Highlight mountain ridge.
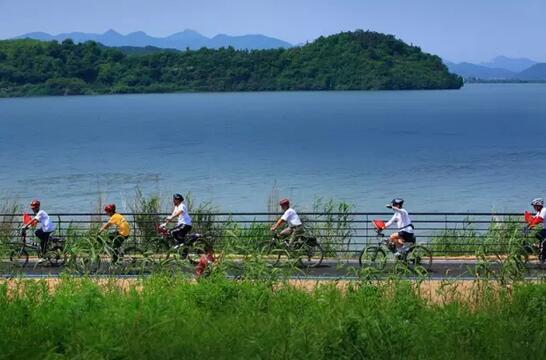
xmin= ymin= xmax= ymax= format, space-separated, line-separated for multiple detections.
xmin=445 ymin=57 xmax=546 ymax=81
xmin=13 ymin=29 xmax=292 ymax=50
xmin=0 ymin=30 xmax=463 ymax=97
xmin=479 ymin=56 xmax=537 ymax=73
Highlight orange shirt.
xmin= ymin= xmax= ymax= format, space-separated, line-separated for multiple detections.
xmin=107 ymin=213 xmax=130 ymax=237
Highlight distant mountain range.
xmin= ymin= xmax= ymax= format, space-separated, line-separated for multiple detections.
xmin=10 ymin=31 xmax=546 ymax=81
xmin=445 ymin=56 xmax=546 ymax=81
xmin=13 ymin=29 xmax=292 ymax=50
xmin=479 ymin=56 xmax=536 ymax=73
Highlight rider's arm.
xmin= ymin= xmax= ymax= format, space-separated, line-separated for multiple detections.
xmin=271 ymin=218 xmax=285 ymax=231
xmin=99 ymin=217 xmax=113 ymax=233
xmin=24 ymin=212 xmax=42 ymax=229
xmin=384 ymin=214 xmax=397 ymax=229
xmin=99 ymin=222 xmax=110 ymax=233
xmin=165 ymin=207 xmax=182 ymax=224
xmin=23 ymin=219 xmax=38 ymax=229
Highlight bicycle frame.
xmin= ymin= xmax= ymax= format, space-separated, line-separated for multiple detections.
xmin=359 ymin=222 xmax=432 ymax=271
xmin=17 ymin=228 xmax=41 ymax=254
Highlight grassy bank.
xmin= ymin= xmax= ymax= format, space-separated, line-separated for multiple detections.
xmin=1 ymin=276 xmax=545 ymax=359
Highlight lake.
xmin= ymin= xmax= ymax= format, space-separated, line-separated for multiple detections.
xmin=1 ymin=84 xmax=545 ymax=213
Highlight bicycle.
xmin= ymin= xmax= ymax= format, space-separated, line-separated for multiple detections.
xmin=63 ymin=232 xmax=145 ymax=274
xmin=359 ymin=220 xmax=432 ymax=271
xmin=263 ymin=231 xmax=324 ymax=268
xmin=124 ymin=224 xmax=212 ymax=266
xmin=517 ymin=226 xmax=545 ymax=266
xmin=9 ymin=227 xmax=65 ymax=268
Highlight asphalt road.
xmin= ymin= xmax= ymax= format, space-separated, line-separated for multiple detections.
xmin=2 ymin=258 xmax=545 ymax=280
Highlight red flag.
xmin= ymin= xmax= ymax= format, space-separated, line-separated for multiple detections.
xmin=372 ymin=219 xmax=386 ymax=230
xmin=22 ymin=213 xmax=34 ymax=226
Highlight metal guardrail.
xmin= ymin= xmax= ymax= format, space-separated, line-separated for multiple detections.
xmin=0 ymin=212 xmax=529 ymax=256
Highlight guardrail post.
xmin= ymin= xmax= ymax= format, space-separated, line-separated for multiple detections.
xmin=57 ymin=215 xmax=62 ymax=237
xmin=365 ymin=214 xmax=369 ymax=247
xmin=132 ymin=214 xmax=137 ymax=245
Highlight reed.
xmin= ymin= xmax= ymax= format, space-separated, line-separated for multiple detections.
xmin=1 ymin=275 xmax=544 ymax=359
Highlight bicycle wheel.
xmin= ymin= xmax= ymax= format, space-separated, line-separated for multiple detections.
xmin=119 ymin=246 xmax=146 ymax=271
xmin=75 ymin=253 xmax=101 ymax=273
xmin=263 ymin=239 xmax=290 ymax=267
xmin=359 ymin=246 xmax=387 ymax=271
xmin=297 ymin=241 xmax=324 ymax=268
xmin=406 ymin=245 xmax=432 ymax=271
xmin=144 ymin=238 xmax=172 ymax=263
xmin=10 ymin=248 xmax=29 ymax=268
xmin=45 ymin=246 xmax=66 ymax=267
xmin=186 ymin=238 xmax=210 ymax=265
xmin=256 ymin=239 xmax=285 ymax=266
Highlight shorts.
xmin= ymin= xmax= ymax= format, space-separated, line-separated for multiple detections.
xmin=398 ymin=231 xmax=415 ymax=243
xmin=170 ymin=224 xmax=192 ymax=243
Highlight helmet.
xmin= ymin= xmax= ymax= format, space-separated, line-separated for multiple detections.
xmin=173 ymin=193 xmax=184 ymax=202
xmin=279 ymin=198 xmax=290 ymax=207
xmin=391 ymin=198 xmax=404 ymax=206
xmin=104 ymin=204 xmax=116 ymax=213
xmin=30 ymin=200 xmax=40 ymax=209
xmin=531 ymin=198 xmax=544 ymax=207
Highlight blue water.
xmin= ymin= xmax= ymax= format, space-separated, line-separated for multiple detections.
xmin=1 ymin=84 xmax=545 ymax=213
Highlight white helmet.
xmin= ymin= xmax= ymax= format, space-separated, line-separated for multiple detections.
xmin=531 ymin=198 xmax=544 ymax=207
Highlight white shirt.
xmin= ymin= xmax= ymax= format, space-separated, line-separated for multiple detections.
xmin=281 ymin=208 xmax=302 ymax=227
xmin=34 ymin=210 xmax=55 ymax=232
xmin=172 ymin=203 xmax=192 ymax=226
xmin=385 ymin=207 xmax=413 ymax=233
xmin=536 ymin=208 xmax=546 ymax=226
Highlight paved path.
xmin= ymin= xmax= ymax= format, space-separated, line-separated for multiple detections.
xmin=2 ymin=258 xmax=545 ymax=279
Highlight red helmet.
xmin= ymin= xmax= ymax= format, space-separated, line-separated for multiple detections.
xmin=30 ymin=200 xmax=40 ymax=209
xmin=279 ymin=198 xmax=290 ymax=207
xmin=104 ymin=204 xmax=116 ymax=213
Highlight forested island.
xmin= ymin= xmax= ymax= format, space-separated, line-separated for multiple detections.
xmin=0 ymin=30 xmax=463 ymax=97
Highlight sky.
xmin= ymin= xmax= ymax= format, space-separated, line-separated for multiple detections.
xmin=0 ymin=0 xmax=545 ymax=63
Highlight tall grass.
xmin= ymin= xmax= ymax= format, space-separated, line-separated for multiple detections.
xmin=0 ymin=198 xmax=20 ymax=257
xmin=188 ymin=200 xmax=221 ymax=239
xmin=307 ymin=198 xmax=354 ymax=256
xmin=1 ymin=276 xmax=545 ymax=359
xmin=128 ymin=188 xmax=162 ymax=244
xmin=430 ymin=216 xmax=530 ymax=256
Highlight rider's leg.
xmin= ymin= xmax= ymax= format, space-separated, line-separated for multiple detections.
xmin=35 ymin=229 xmax=51 ymax=257
xmin=399 ymin=231 xmax=416 ymax=254
xmin=291 ymin=225 xmax=305 ymax=246
xmin=110 ymin=232 xmax=126 ymax=264
xmin=279 ymin=227 xmax=293 ymax=245
xmin=170 ymin=224 xmax=192 ymax=244
xmin=535 ymin=230 xmax=546 ymax=262
xmin=389 ymin=233 xmax=404 ymax=249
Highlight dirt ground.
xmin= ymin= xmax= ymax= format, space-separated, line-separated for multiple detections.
xmin=1 ymin=277 xmax=520 ymax=305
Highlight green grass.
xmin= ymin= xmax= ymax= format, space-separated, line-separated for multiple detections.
xmin=0 ymin=199 xmax=20 ymax=258
xmin=1 ymin=276 xmax=545 ymax=359
xmin=430 ymin=217 xmax=532 ymax=256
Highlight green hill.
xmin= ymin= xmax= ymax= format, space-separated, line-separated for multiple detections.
xmin=0 ymin=30 xmax=462 ymax=97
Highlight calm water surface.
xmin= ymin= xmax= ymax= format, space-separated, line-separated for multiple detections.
xmin=1 ymin=84 xmax=545 ymax=212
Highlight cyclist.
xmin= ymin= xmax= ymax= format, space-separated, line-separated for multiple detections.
xmin=163 ymin=193 xmax=192 ymax=245
xmin=384 ymin=198 xmax=415 ymax=257
xmin=99 ymin=204 xmax=130 ymax=264
xmin=22 ymin=199 xmax=55 ymax=262
xmin=524 ymin=197 xmax=546 ymax=263
xmin=270 ymin=198 xmax=304 ymax=245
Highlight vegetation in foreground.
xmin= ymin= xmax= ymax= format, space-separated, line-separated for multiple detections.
xmin=0 ymin=30 xmax=463 ymax=97
xmin=1 ymin=274 xmax=545 ymax=360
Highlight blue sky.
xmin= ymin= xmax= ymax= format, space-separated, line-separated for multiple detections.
xmin=0 ymin=0 xmax=544 ymax=62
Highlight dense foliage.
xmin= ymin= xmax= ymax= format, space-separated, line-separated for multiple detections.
xmin=1 ymin=277 xmax=544 ymax=359
xmin=0 ymin=30 xmax=462 ymax=97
